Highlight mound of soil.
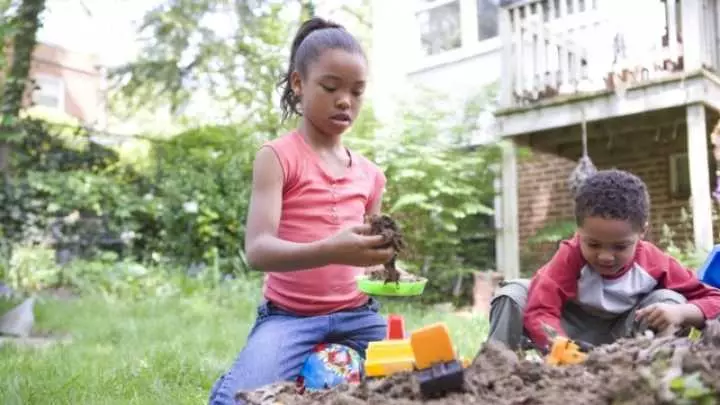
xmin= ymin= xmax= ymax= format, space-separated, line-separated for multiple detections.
xmin=238 ymin=321 xmax=720 ymax=405
xmin=364 ymin=214 xmax=415 ymax=284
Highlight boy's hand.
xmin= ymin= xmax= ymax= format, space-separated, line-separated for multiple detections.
xmin=635 ymin=303 xmax=687 ymax=333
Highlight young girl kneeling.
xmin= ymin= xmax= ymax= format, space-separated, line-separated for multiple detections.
xmin=208 ymin=17 xmax=396 ymax=405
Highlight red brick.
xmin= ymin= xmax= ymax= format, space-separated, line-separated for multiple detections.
xmin=514 ymin=113 xmax=720 ymax=271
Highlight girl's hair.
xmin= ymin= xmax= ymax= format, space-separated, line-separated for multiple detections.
xmin=278 ymin=17 xmax=366 ymax=122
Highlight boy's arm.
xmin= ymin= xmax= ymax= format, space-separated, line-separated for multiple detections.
xmin=660 ymin=255 xmax=720 ymax=326
xmin=523 ymin=239 xmax=583 ymax=349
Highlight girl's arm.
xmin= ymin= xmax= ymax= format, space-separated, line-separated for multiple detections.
xmin=244 ymin=147 xmax=336 ymax=272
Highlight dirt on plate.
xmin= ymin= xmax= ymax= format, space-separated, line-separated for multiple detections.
xmin=238 ymin=321 xmax=720 ymax=405
xmin=364 ymin=214 xmax=423 ymax=284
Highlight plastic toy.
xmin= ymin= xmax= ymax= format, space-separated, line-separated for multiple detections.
xmin=411 ymin=323 xmax=465 ymax=398
xmin=697 ymin=244 xmax=720 ymax=289
xmin=387 ymin=314 xmax=406 ymax=339
xmin=539 ymin=323 xmax=591 ymax=366
xmin=296 ymin=343 xmax=362 ymax=393
xmin=355 ymin=275 xmax=427 ymax=296
xmin=364 ymin=339 xmax=416 ymax=377
xmin=545 ymin=336 xmax=588 ymax=366
xmin=364 ymin=317 xmax=468 ymax=398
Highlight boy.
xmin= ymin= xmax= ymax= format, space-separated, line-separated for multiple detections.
xmin=487 ymin=169 xmax=720 ymax=351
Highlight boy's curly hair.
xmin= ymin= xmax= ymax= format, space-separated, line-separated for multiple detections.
xmin=574 ymin=169 xmax=649 ymax=231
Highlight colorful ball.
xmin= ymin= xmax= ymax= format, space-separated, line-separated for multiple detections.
xmin=296 ymin=343 xmax=363 ymax=392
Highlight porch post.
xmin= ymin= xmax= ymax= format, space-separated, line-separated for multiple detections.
xmin=500 ymin=140 xmax=520 ymax=279
xmin=686 ymin=104 xmax=714 ymax=254
xmin=493 ymin=175 xmax=504 ymax=276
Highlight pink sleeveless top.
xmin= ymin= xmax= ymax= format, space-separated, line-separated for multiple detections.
xmin=261 ymin=130 xmax=387 ymax=315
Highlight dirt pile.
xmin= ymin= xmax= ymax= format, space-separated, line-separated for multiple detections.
xmin=238 ymin=321 xmax=720 ymax=405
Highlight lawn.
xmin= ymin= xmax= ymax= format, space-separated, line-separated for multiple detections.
xmin=0 ymin=279 xmax=488 ymax=405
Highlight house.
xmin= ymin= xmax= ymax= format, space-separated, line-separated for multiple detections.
xmin=26 ymin=42 xmax=106 ymax=127
xmin=371 ymin=0 xmax=720 ymax=279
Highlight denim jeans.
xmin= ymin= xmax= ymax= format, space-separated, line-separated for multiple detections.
xmin=208 ymin=297 xmax=387 ymax=405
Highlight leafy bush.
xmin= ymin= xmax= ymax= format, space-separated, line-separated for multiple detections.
xmin=0 ymin=119 xmax=150 ymax=249
xmin=2 ymin=87 xmax=506 ymax=306
xmin=143 ymin=125 xmax=261 ymax=268
xmin=347 ymin=92 xmax=502 ymax=304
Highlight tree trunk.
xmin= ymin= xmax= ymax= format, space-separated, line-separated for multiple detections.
xmin=0 ymin=0 xmax=46 ymax=178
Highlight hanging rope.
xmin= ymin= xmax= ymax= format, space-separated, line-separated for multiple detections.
xmin=568 ymin=110 xmax=597 ymax=196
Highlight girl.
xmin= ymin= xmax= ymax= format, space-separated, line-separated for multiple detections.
xmin=208 ymin=17 xmax=397 ymax=405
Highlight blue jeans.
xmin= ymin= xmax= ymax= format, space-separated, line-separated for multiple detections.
xmin=208 ymin=297 xmax=387 ymax=405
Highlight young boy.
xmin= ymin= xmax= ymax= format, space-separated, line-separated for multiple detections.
xmin=487 ymin=169 xmax=720 ymax=351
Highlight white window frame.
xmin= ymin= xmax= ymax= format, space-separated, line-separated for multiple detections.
xmin=31 ymin=74 xmax=65 ymax=111
xmin=411 ymin=0 xmax=501 ymax=73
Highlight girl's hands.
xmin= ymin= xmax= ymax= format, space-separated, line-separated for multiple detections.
xmin=322 ymin=224 xmax=396 ymax=267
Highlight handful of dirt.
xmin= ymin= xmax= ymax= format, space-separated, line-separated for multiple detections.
xmin=363 ymin=214 xmax=420 ymax=284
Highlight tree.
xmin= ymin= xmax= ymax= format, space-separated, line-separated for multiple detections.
xmin=0 ymin=0 xmax=46 ymax=177
xmin=0 ymin=0 xmax=46 ymax=336
xmin=108 ymin=0 xmax=298 ymax=137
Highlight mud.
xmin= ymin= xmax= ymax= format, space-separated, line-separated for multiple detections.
xmin=364 ymin=214 xmax=412 ymax=284
xmin=239 ymin=321 xmax=720 ymax=405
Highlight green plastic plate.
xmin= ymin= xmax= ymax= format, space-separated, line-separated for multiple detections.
xmin=355 ymin=275 xmax=428 ymax=297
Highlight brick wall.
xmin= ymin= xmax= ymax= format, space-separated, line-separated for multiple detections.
xmin=514 ymin=107 xmax=719 ymax=272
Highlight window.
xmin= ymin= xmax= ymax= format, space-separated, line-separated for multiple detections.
xmin=416 ymin=0 xmax=462 ymax=56
xmin=669 ymin=153 xmax=690 ymax=198
xmin=32 ymin=75 xmax=65 ymax=110
xmin=415 ymin=0 xmax=499 ymax=59
xmin=476 ymin=0 xmax=499 ymax=42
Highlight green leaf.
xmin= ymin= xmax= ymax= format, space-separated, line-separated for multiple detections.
xmin=688 ymin=327 xmax=702 ymax=341
xmin=389 ymin=193 xmax=429 ymax=213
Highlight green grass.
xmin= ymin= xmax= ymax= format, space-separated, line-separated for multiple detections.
xmin=0 ymin=281 xmax=488 ymax=405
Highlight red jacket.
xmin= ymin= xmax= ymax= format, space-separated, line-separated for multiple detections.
xmin=524 ymin=234 xmax=720 ymax=348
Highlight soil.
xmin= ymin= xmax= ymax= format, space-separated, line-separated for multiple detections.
xmin=238 ymin=321 xmax=720 ymax=405
xmin=364 ymin=214 xmax=416 ymax=284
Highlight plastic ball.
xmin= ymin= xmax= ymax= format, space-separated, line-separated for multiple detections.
xmin=296 ymin=343 xmax=363 ymax=393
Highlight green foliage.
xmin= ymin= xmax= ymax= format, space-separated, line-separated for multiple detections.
xmin=658 ymin=207 xmax=707 ymax=269
xmin=347 ymin=90 xmax=502 ymax=303
xmin=527 ymin=219 xmax=576 ymax=246
xmin=670 ymin=372 xmax=715 ymax=405
xmin=145 ymin=125 xmax=261 ymax=266
xmin=109 ymin=0 xmax=293 ymax=135
xmin=0 ymin=119 xmax=149 ymax=249
xmin=521 ymin=219 xmax=576 ymax=276
xmin=0 ymin=0 xmax=46 ymax=124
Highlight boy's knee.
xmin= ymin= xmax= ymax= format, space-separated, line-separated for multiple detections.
xmin=492 ymin=278 xmax=531 ymax=310
xmin=640 ymin=289 xmax=688 ymax=307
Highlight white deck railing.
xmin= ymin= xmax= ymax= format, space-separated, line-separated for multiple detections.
xmin=499 ymin=0 xmax=720 ymax=107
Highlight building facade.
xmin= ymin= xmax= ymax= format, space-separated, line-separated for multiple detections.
xmin=25 ymin=42 xmax=105 ymax=126
xmin=371 ymin=0 xmax=720 ymax=278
